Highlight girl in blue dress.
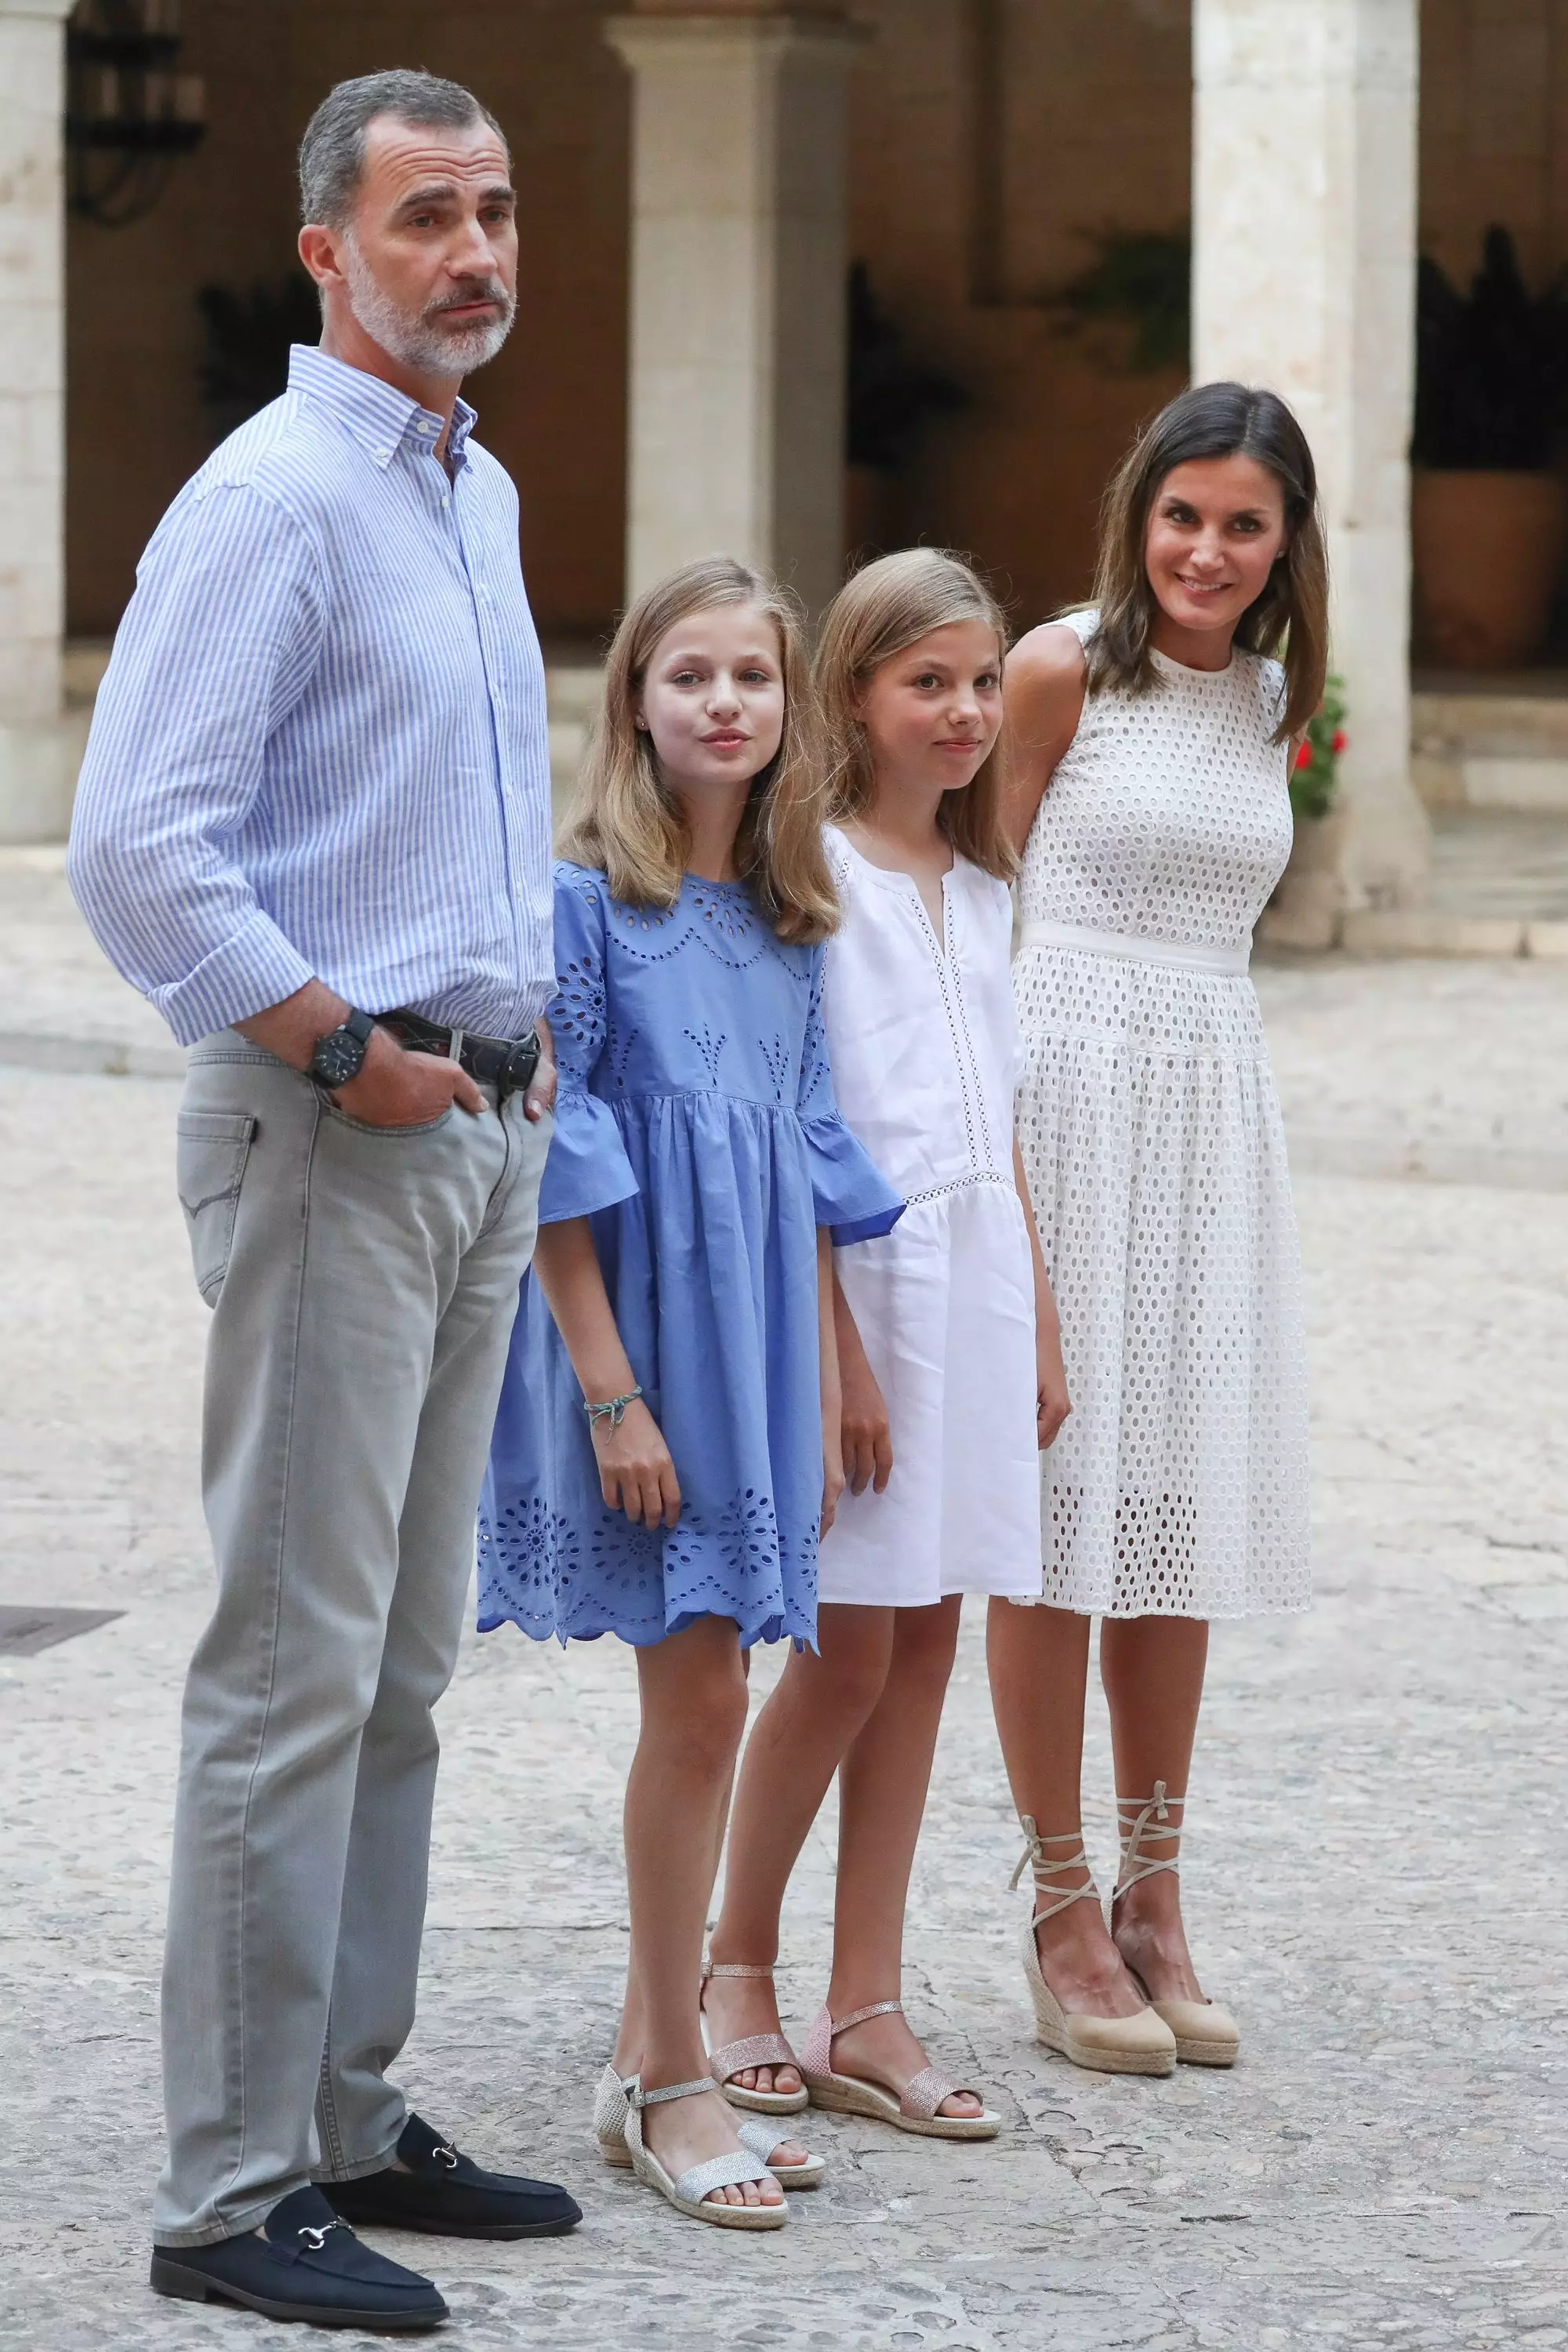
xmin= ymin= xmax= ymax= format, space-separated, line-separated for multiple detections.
xmin=480 ymin=557 xmax=901 ymax=2230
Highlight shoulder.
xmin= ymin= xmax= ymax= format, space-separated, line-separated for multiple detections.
xmin=191 ymin=392 xmax=335 ymax=520
xmin=821 ymin=822 xmax=856 ymax=896
xmin=1007 ymin=614 xmax=1092 ymax=689
xmin=1007 ymin=617 xmax=1090 ymax=713
xmin=146 ymin=396 xmax=336 ymax=568
xmin=554 ymin=858 xmax=608 ymax=904
xmin=1004 ymin=618 xmax=1089 ymax=782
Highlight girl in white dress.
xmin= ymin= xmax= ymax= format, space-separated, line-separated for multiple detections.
xmin=989 ymin=383 xmax=1323 ymax=2076
xmin=702 ymin=551 xmax=1069 ymax=2134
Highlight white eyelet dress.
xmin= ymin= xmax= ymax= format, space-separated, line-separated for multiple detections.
xmin=818 ymin=827 xmax=1044 ymax=1606
xmin=1012 ymin=611 xmax=1310 ymax=1619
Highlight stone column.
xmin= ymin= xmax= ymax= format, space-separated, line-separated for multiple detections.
xmin=1192 ymin=0 xmax=1429 ymax=941
xmin=605 ymin=2 xmax=862 ymax=616
xmin=0 ymin=0 xmax=82 ymax=844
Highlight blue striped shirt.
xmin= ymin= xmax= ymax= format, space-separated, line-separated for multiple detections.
xmin=68 ymin=344 xmax=554 ymax=1047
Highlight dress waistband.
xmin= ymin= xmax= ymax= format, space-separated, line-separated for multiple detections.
xmin=1019 ymin=918 xmax=1251 ymax=977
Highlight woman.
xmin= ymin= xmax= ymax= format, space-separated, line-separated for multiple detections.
xmin=989 ymin=381 xmax=1322 ymax=2074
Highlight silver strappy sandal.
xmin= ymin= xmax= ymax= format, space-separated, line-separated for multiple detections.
xmin=798 ymin=1999 xmax=1001 ymax=2139
xmin=622 ymin=2075 xmax=789 ymax=2229
xmin=1113 ymin=1783 xmax=1240 ymax=2067
xmin=699 ymin=1958 xmax=809 ymax=2114
xmin=593 ymin=2063 xmax=823 ymax=2187
xmin=1011 ymin=1816 xmax=1177 ymax=2075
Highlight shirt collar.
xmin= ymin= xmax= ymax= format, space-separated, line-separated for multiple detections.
xmin=288 ymin=344 xmax=478 ymax=473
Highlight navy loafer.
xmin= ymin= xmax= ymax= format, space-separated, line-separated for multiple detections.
xmin=321 ymin=2111 xmax=582 ymax=2241
xmin=150 ymin=2183 xmax=448 ymax=2328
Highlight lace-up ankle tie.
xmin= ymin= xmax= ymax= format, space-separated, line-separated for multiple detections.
xmin=1115 ymin=1780 xmax=1183 ymax=1900
xmin=1009 ymin=1814 xmax=1105 ymax=1929
xmin=1108 ymin=1782 xmax=1240 ymax=2068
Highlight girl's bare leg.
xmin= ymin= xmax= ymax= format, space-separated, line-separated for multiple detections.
xmin=1100 ymin=1614 xmax=1210 ymax=2004
xmin=706 ymin=1605 xmax=897 ymax=2091
xmin=608 ymin=1615 xmax=782 ymax=2208
xmin=985 ymin=1599 xmax=1145 ymax=2017
xmin=825 ymin=1597 xmax=982 ymax=2117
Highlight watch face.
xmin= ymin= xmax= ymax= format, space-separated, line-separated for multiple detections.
xmin=313 ymin=1029 xmax=366 ymax=1088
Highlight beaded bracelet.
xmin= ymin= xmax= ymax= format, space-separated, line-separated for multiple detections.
xmin=584 ymin=1385 xmax=643 ymax=1429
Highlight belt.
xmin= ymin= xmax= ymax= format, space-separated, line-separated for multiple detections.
xmin=1019 ymin=919 xmax=1250 ymax=977
xmin=381 ymin=1009 xmax=543 ymax=1101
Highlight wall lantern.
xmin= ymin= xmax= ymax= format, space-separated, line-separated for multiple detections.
xmin=66 ymin=0 xmax=207 ymax=227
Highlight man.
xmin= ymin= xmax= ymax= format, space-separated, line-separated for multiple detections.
xmin=70 ymin=70 xmax=579 ymax=2332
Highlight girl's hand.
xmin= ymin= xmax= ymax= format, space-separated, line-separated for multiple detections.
xmin=1035 ymin=1318 xmax=1071 ymax=1451
xmin=590 ymin=1397 xmax=682 ymax=1528
xmin=840 ymin=1352 xmax=893 ymax=1496
xmin=820 ymin=1411 xmax=846 ymax=1541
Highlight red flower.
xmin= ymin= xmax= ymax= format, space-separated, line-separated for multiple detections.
xmin=1294 ymin=742 xmax=1312 ymax=771
xmin=1330 ymin=728 xmax=1347 ymax=754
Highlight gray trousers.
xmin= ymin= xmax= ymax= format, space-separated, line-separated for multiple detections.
xmin=154 ymin=1033 xmax=549 ymax=2246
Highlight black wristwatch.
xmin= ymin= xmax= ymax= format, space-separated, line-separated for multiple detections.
xmin=309 ymin=1007 xmax=377 ymax=1090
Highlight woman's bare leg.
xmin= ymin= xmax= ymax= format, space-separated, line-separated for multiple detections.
xmin=825 ymin=1597 xmax=982 ymax=2117
xmin=608 ymin=1615 xmax=781 ymax=2208
xmin=985 ymin=1599 xmax=1145 ymax=2017
xmin=706 ymin=1606 xmax=895 ymax=2092
xmin=1100 ymin=1614 xmax=1210 ymax=2003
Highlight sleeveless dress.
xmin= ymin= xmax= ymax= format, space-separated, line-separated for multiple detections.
xmin=478 ymin=862 xmax=903 ymax=1652
xmin=1011 ymin=611 xmax=1310 ymax=1619
xmin=815 ymin=827 xmax=1043 ymax=1606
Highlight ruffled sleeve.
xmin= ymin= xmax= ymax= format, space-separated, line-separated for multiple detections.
xmin=537 ymin=866 xmax=641 ymax=1226
xmin=797 ymin=943 xmax=904 ymax=1246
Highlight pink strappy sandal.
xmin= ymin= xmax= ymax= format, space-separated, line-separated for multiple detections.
xmin=799 ymin=1999 xmax=1002 ymax=2139
xmin=699 ymin=1960 xmax=809 ymax=2114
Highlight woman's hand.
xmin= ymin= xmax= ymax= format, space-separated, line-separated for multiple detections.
xmin=1035 ymin=1292 xmax=1071 ymax=1451
xmin=591 ymin=1396 xmax=681 ymax=1529
xmin=840 ymin=1349 xmax=893 ymax=1496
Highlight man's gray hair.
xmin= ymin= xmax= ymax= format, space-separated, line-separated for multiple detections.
xmin=298 ymin=69 xmax=508 ymax=230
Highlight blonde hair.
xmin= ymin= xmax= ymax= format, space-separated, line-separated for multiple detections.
xmin=560 ymin=555 xmax=837 ymax=944
xmin=1081 ymin=381 xmax=1329 ymax=743
xmin=815 ymin=549 xmax=1017 ymax=881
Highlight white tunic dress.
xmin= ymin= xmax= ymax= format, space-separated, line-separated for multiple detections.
xmin=818 ymin=826 xmax=1043 ymax=1606
xmin=1013 ymin=612 xmax=1310 ymax=1620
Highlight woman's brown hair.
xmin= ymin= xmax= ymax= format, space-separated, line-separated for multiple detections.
xmin=815 ymin=548 xmax=1017 ymax=880
xmin=559 ymin=554 xmax=838 ymax=944
xmin=1081 ymin=381 xmax=1329 ymax=743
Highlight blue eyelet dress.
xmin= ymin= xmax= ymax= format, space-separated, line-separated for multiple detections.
xmin=479 ymin=862 xmax=903 ymax=1650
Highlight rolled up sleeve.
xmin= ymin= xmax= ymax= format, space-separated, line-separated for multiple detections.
xmin=67 ymin=482 xmax=326 ymax=1046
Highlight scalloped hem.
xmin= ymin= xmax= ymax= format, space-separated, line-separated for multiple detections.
xmin=477 ymin=1603 xmax=817 ymax=1653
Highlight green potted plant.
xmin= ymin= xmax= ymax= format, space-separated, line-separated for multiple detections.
xmin=1290 ymin=675 xmax=1346 ymax=824
xmin=1412 ymin=226 xmax=1568 ymax=670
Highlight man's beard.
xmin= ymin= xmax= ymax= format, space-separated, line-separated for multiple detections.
xmin=342 ymin=239 xmax=516 ymax=377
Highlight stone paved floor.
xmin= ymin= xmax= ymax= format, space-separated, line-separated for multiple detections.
xmin=2 ymin=944 xmax=1566 ymax=2349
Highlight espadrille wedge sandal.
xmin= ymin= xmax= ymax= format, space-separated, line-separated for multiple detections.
xmin=1112 ymin=1784 xmax=1240 ymax=2067
xmin=1011 ymin=1816 xmax=1176 ymax=2076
